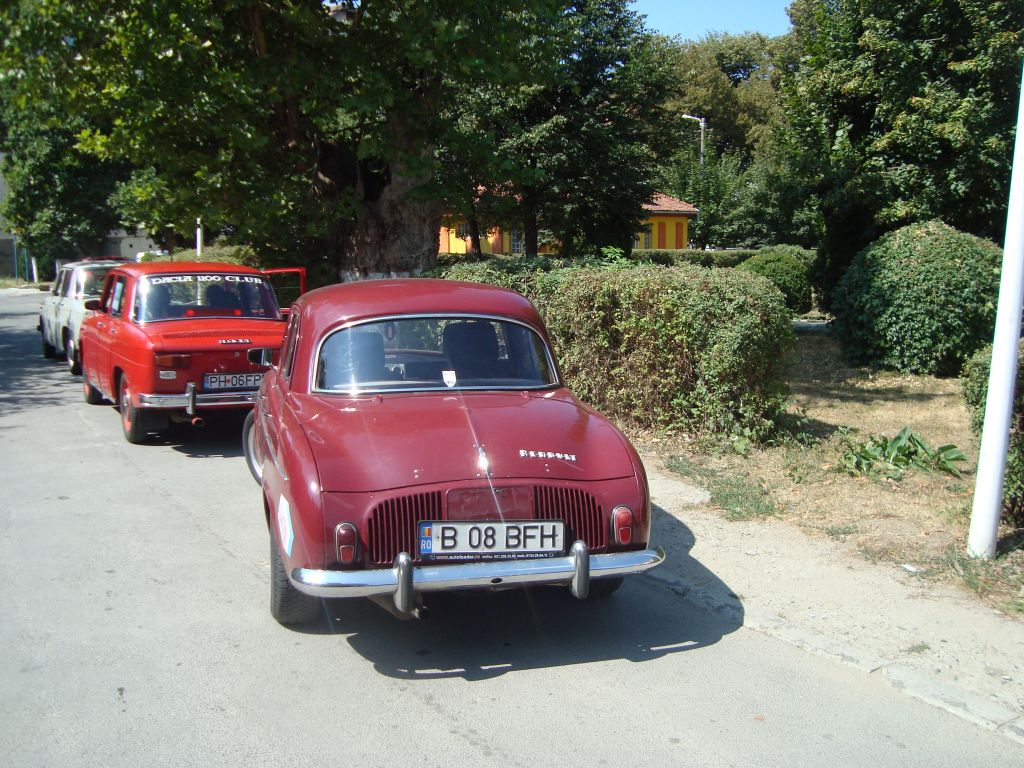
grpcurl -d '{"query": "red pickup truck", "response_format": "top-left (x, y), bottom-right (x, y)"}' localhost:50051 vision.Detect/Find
top-left (80, 261), bottom-right (304, 443)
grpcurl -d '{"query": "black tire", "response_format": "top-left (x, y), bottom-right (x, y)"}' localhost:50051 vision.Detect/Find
top-left (242, 410), bottom-right (263, 484)
top-left (270, 531), bottom-right (321, 626)
top-left (588, 576), bottom-right (624, 598)
top-left (41, 326), bottom-right (56, 359)
top-left (65, 334), bottom-right (81, 375)
top-left (83, 375), bottom-right (104, 405)
top-left (119, 377), bottom-right (150, 444)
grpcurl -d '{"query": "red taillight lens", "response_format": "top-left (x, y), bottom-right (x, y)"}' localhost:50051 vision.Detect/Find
top-left (335, 523), bottom-right (359, 565)
top-left (612, 506), bottom-right (634, 545)
top-left (154, 353), bottom-right (191, 368)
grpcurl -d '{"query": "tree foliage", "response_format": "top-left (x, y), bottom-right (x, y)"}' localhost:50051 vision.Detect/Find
top-left (437, 0), bottom-right (677, 258)
top-left (781, 0), bottom-right (1024, 297)
top-left (2, 1), bottom-right (561, 280)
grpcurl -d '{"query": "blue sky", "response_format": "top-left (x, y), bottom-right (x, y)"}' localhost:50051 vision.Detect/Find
top-left (629, 0), bottom-right (793, 40)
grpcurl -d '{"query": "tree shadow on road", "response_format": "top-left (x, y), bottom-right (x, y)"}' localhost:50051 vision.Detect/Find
top-left (287, 504), bottom-right (743, 681)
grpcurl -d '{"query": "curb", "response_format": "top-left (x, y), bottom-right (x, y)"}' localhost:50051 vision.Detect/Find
top-left (647, 561), bottom-right (1024, 746)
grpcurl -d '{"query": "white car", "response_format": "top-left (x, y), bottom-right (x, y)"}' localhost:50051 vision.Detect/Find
top-left (39, 260), bottom-right (126, 374)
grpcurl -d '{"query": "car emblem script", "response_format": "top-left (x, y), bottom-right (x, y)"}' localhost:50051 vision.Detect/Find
top-left (218, 338), bottom-right (252, 344)
top-left (519, 449), bottom-right (577, 461)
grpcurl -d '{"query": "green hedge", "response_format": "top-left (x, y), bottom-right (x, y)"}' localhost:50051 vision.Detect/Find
top-left (142, 244), bottom-right (259, 265)
top-left (431, 260), bottom-right (793, 437)
top-left (833, 221), bottom-right (1002, 375)
top-left (640, 249), bottom-right (758, 268)
top-left (737, 247), bottom-right (814, 314)
top-left (962, 343), bottom-right (1024, 527)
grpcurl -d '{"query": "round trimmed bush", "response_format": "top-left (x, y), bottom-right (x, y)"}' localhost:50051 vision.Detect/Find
top-left (962, 342), bottom-right (1024, 526)
top-left (737, 247), bottom-right (814, 314)
top-left (833, 221), bottom-right (1002, 375)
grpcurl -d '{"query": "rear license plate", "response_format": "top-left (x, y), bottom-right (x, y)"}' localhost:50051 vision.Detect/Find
top-left (418, 520), bottom-right (565, 561)
top-left (203, 372), bottom-right (263, 390)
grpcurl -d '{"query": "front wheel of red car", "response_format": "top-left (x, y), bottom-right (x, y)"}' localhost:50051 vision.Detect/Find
top-left (242, 410), bottom-right (263, 484)
top-left (270, 533), bottom-right (321, 626)
top-left (119, 378), bottom-right (150, 444)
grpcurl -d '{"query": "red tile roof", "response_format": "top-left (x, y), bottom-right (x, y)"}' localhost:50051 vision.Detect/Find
top-left (644, 192), bottom-right (698, 215)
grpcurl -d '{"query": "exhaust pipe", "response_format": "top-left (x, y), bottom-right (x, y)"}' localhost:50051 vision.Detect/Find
top-left (191, 416), bottom-right (206, 428)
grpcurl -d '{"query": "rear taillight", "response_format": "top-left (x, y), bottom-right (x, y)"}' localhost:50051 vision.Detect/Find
top-left (612, 506), bottom-right (634, 545)
top-left (335, 523), bottom-right (360, 565)
top-left (154, 353), bottom-right (191, 368)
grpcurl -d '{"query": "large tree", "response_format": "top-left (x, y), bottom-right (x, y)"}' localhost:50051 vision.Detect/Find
top-left (437, 0), bottom-right (677, 257)
top-left (781, 0), bottom-right (1024, 296)
top-left (2, 1), bottom-right (559, 281)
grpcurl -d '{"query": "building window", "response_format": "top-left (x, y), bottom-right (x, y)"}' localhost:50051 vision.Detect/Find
top-left (635, 225), bottom-right (652, 250)
top-left (510, 229), bottom-right (524, 254)
top-left (456, 223), bottom-right (470, 240)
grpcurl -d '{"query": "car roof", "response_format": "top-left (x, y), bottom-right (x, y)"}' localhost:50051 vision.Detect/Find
top-left (109, 261), bottom-right (266, 277)
top-left (294, 279), bottom-right (546, 338)
top-left (60, 259), bottom-right (131, 271)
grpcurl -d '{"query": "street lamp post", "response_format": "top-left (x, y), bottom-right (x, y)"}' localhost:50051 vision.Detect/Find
top-left (681, 113), bottom-right (706, 167)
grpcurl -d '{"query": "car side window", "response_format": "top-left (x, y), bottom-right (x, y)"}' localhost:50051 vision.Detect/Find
top-left (60, 270), bottom-right (74, 298)
top-left (280, 313), bottom-right (301, 380)
top-left (108, 277), bottom-right (127, 318)
top-left (53, 270), bottom-right (68, 297)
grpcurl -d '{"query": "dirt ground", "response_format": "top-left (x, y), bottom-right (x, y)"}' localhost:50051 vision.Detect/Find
top-left (641, 328), bottom-right (1024, 614)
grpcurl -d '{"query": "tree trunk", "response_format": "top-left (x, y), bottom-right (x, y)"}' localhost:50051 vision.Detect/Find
top-left (337, 156), bottom-right (442, 282)
top-left (468, 205), bottom-right (483, 258)
top-left (523, 187), bottom-right (539, 257)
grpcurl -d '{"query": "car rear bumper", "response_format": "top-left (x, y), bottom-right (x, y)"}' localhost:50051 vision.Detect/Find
top-left (137, 381), bottom-right (257, 412)
top-left (290, 542), bottom-right (665, 614)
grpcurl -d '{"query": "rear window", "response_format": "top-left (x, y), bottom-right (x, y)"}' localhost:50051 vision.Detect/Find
top-left (135, 273), bottom-right (282, 322)
top-left (314, 316), bottom-right (558, 394)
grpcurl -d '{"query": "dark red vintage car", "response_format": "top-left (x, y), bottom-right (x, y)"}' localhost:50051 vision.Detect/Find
top-left (243, 279), bottom-right (665, 625)
top-left (79, 262), bottom-right (304, 443)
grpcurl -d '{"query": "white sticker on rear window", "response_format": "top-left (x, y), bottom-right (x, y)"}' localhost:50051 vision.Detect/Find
top-left (443, 370), bottom-right (456, 387)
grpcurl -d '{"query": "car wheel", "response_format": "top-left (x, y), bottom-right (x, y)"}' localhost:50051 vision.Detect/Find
top-left (40, 328), bottom-right (56, 359)
top-left (270, 532), bottom-right (321, 626)
top-left (65, 335), bottom-right (81, 375)
top-left (588, 576), bottom-right (624, 598)
top-left (83, 375), bottom-right (104, 405)
top-left (242, 410), bottom-right (263, 484)
top-left (119, 377), bottom-right (149, 444)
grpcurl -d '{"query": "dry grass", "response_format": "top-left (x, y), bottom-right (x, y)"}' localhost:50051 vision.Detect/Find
top-left (648, 329), bottom-right (1024, 614)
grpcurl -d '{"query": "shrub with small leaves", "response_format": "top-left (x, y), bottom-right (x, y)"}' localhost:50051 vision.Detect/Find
top-left (737, 247), bottom-right (814, 314)
top-left (962, 342), bottom-right (1024, 526)
top-left (833, 221), bottom-right (1001, 375)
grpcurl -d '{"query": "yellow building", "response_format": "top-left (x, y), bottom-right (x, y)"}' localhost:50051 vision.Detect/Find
top-left (439, 192), bottom-right (698, 255)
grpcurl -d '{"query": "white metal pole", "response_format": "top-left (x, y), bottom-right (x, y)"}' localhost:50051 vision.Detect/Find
top-left (968, 61), bottom-right (1024, 558)
top-left (196, 217), bottom-right (203, 258)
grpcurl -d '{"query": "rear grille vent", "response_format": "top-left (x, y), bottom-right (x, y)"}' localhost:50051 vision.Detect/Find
top-left (367, 491), bottom-right (442, 565)
top-left (534, 486), bottom-right (606, 552)
top-left (365, 485), bottom-right (605, 564)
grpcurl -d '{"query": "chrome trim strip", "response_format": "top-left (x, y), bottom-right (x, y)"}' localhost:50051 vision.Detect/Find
top-left (137, 388), bottom-right (258, 410)
top-left (289, 546), bottom-right (665, 603)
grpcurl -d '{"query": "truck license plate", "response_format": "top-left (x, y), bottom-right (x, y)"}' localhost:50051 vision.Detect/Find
top-left (204, 372), bottom-right (263, 390)
top-left (418, 520), bottom-right (565, 561)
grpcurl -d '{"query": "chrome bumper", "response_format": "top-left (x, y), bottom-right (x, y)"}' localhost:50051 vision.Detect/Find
top-left (137, 381), bottom-right (257, 413)
top-left (290, 542), bottom-right (665, 614)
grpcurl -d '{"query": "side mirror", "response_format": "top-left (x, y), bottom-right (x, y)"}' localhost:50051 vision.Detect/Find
top-left (84, 299), bottom-right (101, 311)
top-left (248, 347), bottom-right (278, 367)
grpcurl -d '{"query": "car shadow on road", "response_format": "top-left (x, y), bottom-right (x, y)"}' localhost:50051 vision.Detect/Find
top-left (159, 413), bottom-right (246, 459)
top-left (294, 504), bottom-right (743, 681)
top-left (0, 325), bottom-right (81, 413)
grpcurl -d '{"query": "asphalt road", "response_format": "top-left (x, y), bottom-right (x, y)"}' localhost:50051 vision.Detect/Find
top-left (1, 289), bottom-right (1022, 767)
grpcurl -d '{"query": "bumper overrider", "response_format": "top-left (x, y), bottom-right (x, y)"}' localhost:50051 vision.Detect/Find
top-left (290, 541), bottom-right (666, 614)
top-left (137, 381), bottom-right (257, 413)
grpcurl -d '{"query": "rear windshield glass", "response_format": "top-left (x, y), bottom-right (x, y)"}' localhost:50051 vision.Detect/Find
top-left (78, 268), bottom-right (113, 299)
top-left (315, 317), bottom-right (558, 393)
top-left (135, 273), bottom-right (282, 322)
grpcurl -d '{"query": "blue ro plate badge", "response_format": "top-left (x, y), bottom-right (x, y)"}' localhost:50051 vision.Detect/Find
top-left (418, 520), bottom-right (565, 562)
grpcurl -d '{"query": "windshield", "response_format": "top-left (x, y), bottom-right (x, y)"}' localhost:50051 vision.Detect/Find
top-left (315, 316), bottom-right (558, 393)
top-left (135, 273), bottom-right (282, 322)
top-left (78, 268), bottom-right (112, 299)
